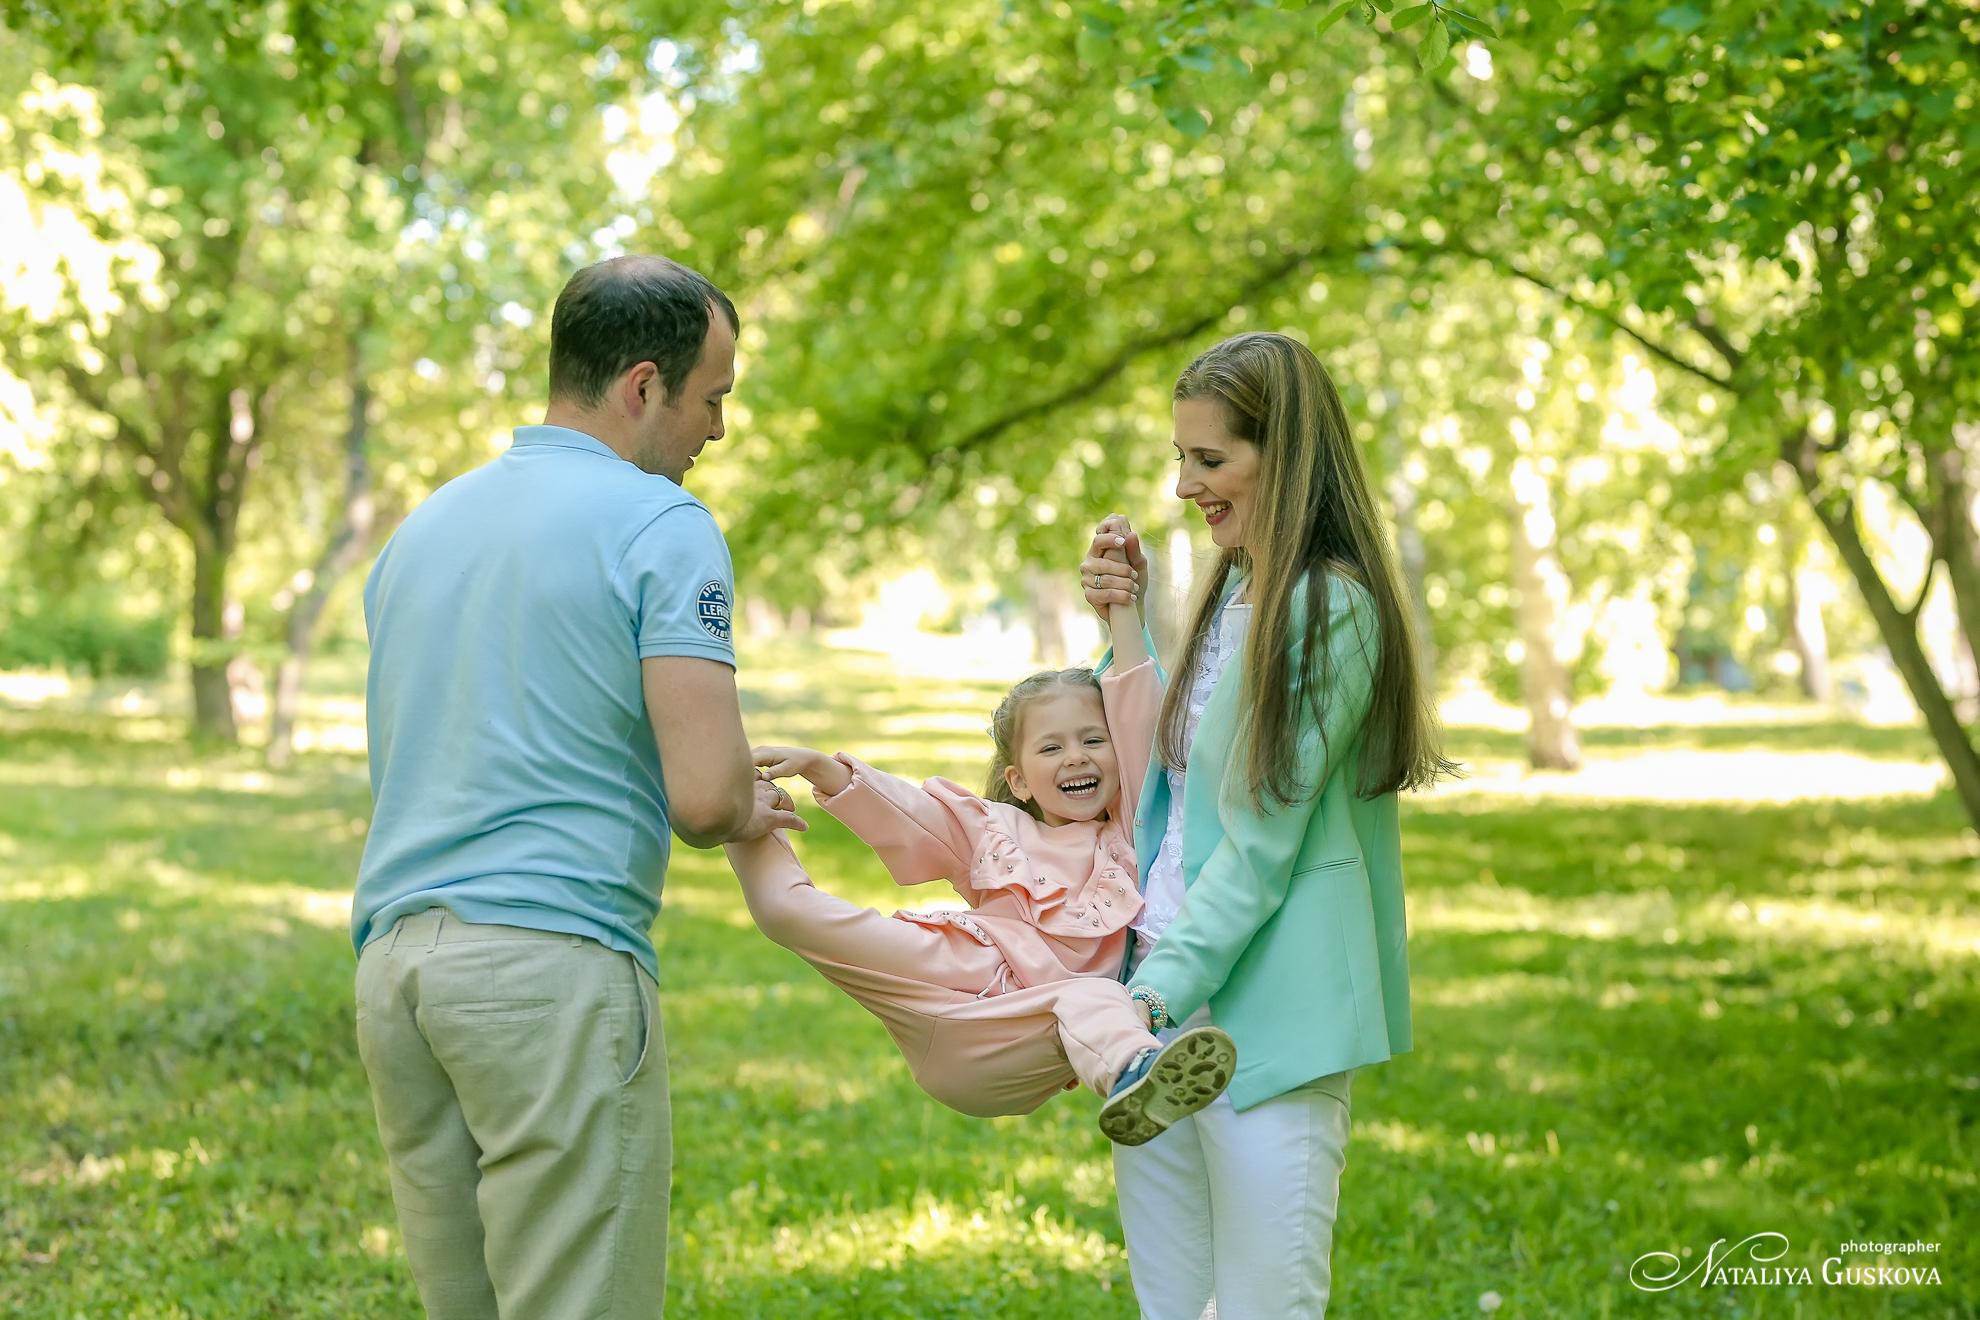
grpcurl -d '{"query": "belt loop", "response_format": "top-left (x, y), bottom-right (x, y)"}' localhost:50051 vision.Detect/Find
top-left (388, 918), bottom-right (403, 953)
top-left (431, 911), bottom-right (444, 949)
top-left (569, 932), bottom-right (583, 947)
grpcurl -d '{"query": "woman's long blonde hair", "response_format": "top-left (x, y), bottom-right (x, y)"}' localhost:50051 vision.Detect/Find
top-left (1157, 332), bottom-right (1454, 807)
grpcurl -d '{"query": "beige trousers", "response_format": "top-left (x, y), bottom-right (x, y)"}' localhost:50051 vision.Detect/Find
top-left (729, 831), bottom-right (1153, 1116)
top-left (355, 909), bottom-right (669, 1319)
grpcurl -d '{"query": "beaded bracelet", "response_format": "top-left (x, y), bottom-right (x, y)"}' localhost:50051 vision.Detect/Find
top-left (1128, 985), bottom-right (1174, 1031)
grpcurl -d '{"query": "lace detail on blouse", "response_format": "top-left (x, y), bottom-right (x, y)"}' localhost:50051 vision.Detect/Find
top-left (1129, 598), bottom-right (1251, 966)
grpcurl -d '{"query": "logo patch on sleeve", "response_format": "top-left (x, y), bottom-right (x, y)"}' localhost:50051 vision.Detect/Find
top-left (697, 580), bottom-right (733, 643)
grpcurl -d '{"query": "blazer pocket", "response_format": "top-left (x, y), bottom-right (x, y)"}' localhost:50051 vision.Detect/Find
top-left (1290, 856), bottom-right (1361, 880)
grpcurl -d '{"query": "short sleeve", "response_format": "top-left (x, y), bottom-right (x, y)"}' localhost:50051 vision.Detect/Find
top-left (614, 503), bottom-right (737, 667)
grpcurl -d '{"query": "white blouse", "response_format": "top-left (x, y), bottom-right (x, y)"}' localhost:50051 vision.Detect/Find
top-left (1128, 597), bottom-right (1251, 973)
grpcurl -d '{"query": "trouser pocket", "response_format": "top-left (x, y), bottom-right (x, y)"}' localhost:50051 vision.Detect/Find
top-left (618, 956), bottom-right (656, 1087)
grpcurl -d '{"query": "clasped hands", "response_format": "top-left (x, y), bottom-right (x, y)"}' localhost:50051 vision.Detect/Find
top-left (1081, 512), bottom-right (1148, 617)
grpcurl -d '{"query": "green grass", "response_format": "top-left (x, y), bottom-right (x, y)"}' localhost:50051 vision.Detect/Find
top-left (2, 641), bottom-right (1975, 1317)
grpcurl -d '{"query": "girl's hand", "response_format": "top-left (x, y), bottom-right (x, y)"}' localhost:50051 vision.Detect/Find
top-left (752, 745), bottom-right (853, 796)
top-left (1082, 513), bottom-right (1147, 617)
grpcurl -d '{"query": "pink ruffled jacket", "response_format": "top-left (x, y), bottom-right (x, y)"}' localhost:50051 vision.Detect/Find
top-left (813, 659), bottom-right (1160, 995)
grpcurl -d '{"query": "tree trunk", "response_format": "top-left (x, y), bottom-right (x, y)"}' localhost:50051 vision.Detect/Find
top-left (1144, 526), bottom-right (1197, 660)
top-left (1787, 430), bottom-right (1980, 832)
top-left (1929, 426), bottom-right (1980, 663)
top-left (1508, 454), bottom-right (1581, 771)
top-left (188, 530), bottom-right (239, 743)
top-left (1956, 629), bottom-right (1980, 725)
top-left (1775, 486), bottom-right (1834, 702)
top-left (1028, 569), bottom-right (1078, 667)
top-left (268, 356), bottom-right (382, 767)
top-left (1383, 417), bottom-right (1437, 689)
top-left (1787, 560), bottom-right (1833, 704)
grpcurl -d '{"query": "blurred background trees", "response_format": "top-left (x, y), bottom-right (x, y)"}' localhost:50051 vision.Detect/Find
top-left (3, 0), bottom-right (1974, 823)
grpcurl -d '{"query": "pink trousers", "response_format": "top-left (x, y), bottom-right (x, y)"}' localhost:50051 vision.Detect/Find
top-left (727, 833), bottom-right (1154, 1117)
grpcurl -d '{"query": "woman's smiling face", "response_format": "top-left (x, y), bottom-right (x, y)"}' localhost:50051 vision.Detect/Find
top-left (1173, 396), bottom-right (1263, 555)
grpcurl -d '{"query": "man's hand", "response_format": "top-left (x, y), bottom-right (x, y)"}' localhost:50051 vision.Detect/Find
top-left (752, 744), bottom-right (852, 796)
top-left (728, 777), bottom-right (809, 842)
top-left (1081, 513), bottom-right (1146, 618)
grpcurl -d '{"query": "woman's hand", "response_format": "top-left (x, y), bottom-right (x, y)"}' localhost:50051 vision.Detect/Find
top-left (752, 745), bottom-right (853, 797)
top-left (1081, 513), bottom-right (1147, 618)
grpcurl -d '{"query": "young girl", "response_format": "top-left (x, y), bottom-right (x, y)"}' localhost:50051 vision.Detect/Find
top-left (722, 591), bottom-right (1235, 1145)
top-left (1076, 332), bottom-right (1454, 1316)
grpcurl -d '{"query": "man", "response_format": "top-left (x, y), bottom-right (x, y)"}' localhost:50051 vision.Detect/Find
top-left (352, 255), bottom-right (801, 1318)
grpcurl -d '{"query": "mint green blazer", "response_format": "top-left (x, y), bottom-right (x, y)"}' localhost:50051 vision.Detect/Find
top-left (1123, 572), bottom-right (1411, 1111)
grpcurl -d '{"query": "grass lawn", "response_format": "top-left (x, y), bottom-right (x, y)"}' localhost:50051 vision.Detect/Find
top-left (1, 639), bottom-right (1974, 1317)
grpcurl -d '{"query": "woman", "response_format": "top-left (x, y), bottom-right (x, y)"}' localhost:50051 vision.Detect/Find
top-left (1079, 331), bottom-right (1452, 1316)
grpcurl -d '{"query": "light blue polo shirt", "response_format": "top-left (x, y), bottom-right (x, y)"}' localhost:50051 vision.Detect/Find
top-left (353, 424), bottom-right (736, 979)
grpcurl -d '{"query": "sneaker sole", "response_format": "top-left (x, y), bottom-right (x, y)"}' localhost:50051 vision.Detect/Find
top-left (1098, 1025), bottom-right (1237, 1146)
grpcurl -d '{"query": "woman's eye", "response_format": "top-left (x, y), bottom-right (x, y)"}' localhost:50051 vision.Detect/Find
top-left (1202, 459), bottom-right (1223, 468)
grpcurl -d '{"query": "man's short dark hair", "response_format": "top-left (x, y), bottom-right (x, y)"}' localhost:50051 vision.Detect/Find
top-left (547, 255), bottom-right (740, 407)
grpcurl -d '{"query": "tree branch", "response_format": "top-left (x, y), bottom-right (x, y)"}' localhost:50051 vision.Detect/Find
top-left (940, 244), bottom-right (1322, 464)
top-left (56, 361), bottom-right (161, 466)
top-left (1385, 238), bottom-right (1738, 391)
top-left (1903, 554), bottom-right (1940, 625)
top-left (1685, 306), bottom-right (1745, 374)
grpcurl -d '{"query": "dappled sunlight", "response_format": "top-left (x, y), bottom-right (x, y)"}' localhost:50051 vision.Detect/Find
top-left (686, 1190), bottom-right (1122, 1287)
top-left (5, 639), bottom-right (1973, 1316)
top-left (19, 1137), bottom-right (216, 1191)
top-left (1716, 894), bottom-right (1980, 960)
top-left (0, 858), bottom-right (354, 931)
top-left (1415, 971), bottom-right (1578, 1008)
top-left (0, 744), bottom-right (347, 802)
top-left (661, 978), bottom-right (833, 1016)
top-left (728, 1056), bottom-right (885, 1109)
top-left (1009, 1152), bottom-right (1117, 1211)
top-left (1412, 885), bottom-right (1678, 941)
top-left (0, 671), bottom-right (74, 703)
top-left (1355, 1117), bottom-right (1444, 1156)
top-left (1425, 747), bottom-right (1946, 804)
top-left (659, 884), bottom-right (761, 932)
top-left (873, 709), bottom-right (992, 738)
top-left (1412, 880), bottom-right (1980, 961)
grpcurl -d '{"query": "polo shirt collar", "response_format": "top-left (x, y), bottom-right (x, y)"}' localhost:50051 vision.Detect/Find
top-left (512, 424), bottom-right (625, 463)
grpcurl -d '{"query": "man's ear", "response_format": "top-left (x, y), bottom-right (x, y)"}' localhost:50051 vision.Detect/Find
top-left (623, 361), bottom-right (662, 415)
top-left (1003, 764), bottom-right (1031, 803)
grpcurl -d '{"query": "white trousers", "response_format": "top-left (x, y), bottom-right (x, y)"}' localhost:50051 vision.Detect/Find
top-left (1114, 1054), bottom-right (1354, 1319)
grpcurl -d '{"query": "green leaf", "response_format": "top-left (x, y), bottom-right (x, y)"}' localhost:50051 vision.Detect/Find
top-left (1165, 104), bottom-right (1211, 138)
top-left (1392, 3), bottom-right (1435, 30)
top-left (1314, 0), bottom-right (1359, 33)
top-left (1419, 16), bottom-right (1453, 69)
top-left (1656, 5), bottom-right (1705, 33)
top-left (1371, 0), bottom-right (1396, 11)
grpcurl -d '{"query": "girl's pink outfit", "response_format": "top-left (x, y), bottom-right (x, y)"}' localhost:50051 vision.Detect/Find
top-left (730, 659), bottom-right (1160, 1116)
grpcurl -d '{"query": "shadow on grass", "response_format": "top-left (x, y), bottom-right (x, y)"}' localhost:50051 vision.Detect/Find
top-left (4, 694), bottom-right (1973, 1317)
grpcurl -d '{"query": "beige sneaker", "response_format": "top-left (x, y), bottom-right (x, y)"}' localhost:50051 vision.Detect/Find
top-left (1098, 1025), bottom-right (1237, 1146)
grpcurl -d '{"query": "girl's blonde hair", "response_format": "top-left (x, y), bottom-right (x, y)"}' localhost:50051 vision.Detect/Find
top-left (1160, 332), bottom-right (1454, 807)
top-left (985, 667), bottom-right (1102, 820)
